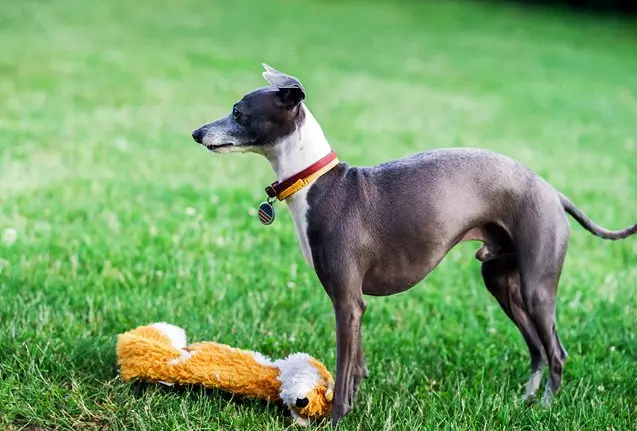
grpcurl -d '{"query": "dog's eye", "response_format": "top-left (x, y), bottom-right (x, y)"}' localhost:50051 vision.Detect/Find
top-left (233, 108), bottom-right (243, 123)
top-left (295, 397), bottom-right (309, 408)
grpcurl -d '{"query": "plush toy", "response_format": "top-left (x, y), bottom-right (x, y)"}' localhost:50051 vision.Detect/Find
top-left (116, 323), bottom-right (334, 426)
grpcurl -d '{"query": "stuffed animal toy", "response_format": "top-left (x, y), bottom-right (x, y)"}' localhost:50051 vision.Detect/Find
top-left (117, 323), bottom-right (334, 426)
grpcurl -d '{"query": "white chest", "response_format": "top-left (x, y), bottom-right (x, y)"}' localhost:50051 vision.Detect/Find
top-left (285, 188), bottom-right (314, 268)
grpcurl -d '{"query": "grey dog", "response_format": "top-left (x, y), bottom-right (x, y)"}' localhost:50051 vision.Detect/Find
top-left (191, 64), bottom-right (636, 426)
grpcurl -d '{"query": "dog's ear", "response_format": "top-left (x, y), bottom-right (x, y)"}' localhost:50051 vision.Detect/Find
top-left (262, 63), bottom-right (305, 109)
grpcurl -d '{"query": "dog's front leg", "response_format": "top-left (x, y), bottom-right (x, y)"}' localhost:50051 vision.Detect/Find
top-left (331, 295), bottom-right (366, 427)
top-left (352, 325), bottom-right (368, 397)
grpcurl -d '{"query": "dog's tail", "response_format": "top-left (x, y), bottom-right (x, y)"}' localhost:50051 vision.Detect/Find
top-left (560, 194), bottom-right (637, 240)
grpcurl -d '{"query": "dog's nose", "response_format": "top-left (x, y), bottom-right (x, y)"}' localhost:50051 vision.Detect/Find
top-left (192, 128), bottom-right (204, 144)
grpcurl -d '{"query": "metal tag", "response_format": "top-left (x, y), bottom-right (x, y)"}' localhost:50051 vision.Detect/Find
top-left (257, 201), bottom-right (276, 225)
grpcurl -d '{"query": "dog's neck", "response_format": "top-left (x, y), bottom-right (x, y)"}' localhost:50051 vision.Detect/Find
top-left (265, 104), bottom-right (332, 182)
top-left (263, 104), bottom-right (331, 267)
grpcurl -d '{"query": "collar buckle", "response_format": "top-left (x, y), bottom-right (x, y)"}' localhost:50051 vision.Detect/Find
top-left (265, 184), bottom-right (278, 199)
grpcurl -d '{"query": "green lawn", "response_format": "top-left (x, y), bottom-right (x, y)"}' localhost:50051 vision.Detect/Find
top-left (1, 0), bottom-right (636, 429)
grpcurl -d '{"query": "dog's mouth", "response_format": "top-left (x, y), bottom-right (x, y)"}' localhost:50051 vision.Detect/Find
top-left (205, 143), bottom-right (233, 151)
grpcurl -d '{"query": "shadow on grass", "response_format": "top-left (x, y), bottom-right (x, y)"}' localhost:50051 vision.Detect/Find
top-left (127, 379), bottom-right (292, 418)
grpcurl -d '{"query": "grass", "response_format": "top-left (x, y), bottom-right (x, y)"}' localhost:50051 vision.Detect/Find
top-left (1, 0), bottom-right (636, 429)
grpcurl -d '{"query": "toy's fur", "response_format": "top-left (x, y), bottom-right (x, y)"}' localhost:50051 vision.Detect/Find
top-left (117, 323), bottom-right (334, 426)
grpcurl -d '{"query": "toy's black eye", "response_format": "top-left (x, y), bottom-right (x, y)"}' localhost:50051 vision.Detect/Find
top-left (295, 397), bottom-right (309, 408)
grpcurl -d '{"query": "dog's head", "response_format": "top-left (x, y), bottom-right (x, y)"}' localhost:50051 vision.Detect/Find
top-left (191, 64), bottom-right (306, 154)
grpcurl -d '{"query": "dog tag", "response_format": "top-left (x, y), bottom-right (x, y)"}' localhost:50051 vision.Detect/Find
top-left (257, 201), bottom-right (276, 225)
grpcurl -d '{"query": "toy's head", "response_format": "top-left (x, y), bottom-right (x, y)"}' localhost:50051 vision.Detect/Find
top-left (275, 353), bottom-right (334, 427)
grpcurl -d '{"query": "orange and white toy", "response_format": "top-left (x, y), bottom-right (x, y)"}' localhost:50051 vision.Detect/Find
top-left (117, 323), bottom-right (334, 426)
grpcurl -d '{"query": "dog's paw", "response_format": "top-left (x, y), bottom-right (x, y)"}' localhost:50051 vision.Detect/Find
top-left (522, 393), bottom-right (537, 407)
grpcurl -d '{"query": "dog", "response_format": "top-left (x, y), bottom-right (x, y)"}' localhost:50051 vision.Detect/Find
top-left (191, 64), bottom-right (636, 426)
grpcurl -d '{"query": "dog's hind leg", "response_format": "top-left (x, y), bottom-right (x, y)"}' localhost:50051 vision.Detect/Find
top-left (515, 197), bottom-right (571, 405)
top-left (481, 254), bottom-right (546, 401)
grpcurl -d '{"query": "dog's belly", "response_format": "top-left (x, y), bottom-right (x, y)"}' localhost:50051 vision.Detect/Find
top-left (361, 246), bottom-right (448, 296)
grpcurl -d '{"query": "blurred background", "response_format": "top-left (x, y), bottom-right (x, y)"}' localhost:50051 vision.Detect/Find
top-left (1, 0), bottom-right (636, 429)
top-left (505, 0), bottom-right (636, 13)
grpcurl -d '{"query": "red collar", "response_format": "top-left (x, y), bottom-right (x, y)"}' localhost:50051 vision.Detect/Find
top-left (265, 151), bottom-right (339, 201)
